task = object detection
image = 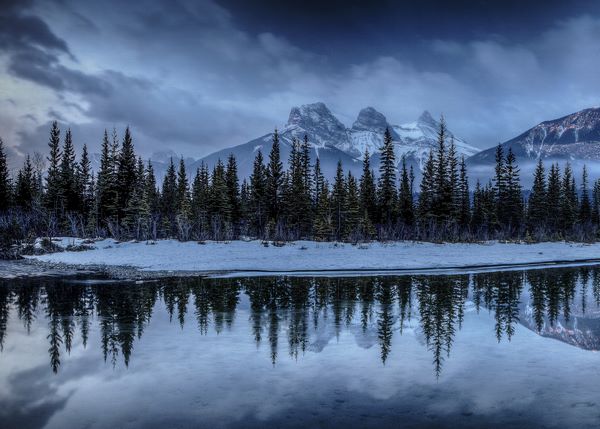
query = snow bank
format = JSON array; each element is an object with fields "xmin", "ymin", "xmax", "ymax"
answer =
[{"xmin": 23, "ymin": 238, "xmax": 600, "ymax": 274}]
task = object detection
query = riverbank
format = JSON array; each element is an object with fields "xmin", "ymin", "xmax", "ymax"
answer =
[{"xmin": 19, "ymin": 237, "xmax": 600, "ymax": 278}]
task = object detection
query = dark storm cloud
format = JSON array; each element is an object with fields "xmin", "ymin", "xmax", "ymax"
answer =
[{"xmin": 3, "ymin": 0, "xmax": 600, "ymax": 165}]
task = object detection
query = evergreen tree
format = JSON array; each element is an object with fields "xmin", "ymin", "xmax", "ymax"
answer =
[
  {"xmin": 447, "ymin": 138, "xmax": 460, "ymax": 223},
  {"xmin": 331, "ymin": 160, "xmax": 347, "ymax": 240},
  {"xmin": 266, "ymin": 129, "xmax": 283, "ymax": 223},
  {"xmin": 493, "ymin": 144, "xmax": 507, "ymax": 226},
  {"xmin": 345, "ymin": 171, "xmax": 360, "ymax": 240},
  {"xmin": 176, "ymin": 158, "xmax": 189, "ymax": 214},
  {"xmin": 191, "ymin": 163, "xmax": 210, "ymax": 237},
  {"xmin": 592, "ymin": 179, "xmax": 600, "ymax": 225},
  {"xmin": 160, "ymin": 159, "xmax": 178, "ymax": 235},
  {"xmin": 359, "ymin": 150, "xmax": 377, "ymax": 223},
  {"xmin": 419, "ymin": 151, "xmax": 436, "ymax": 223},
  {"xmin": 15, "ymin": 156, "xmax": 35, "ymax": 210},
  {"xmin": 0, "ymin": 138, "xmax": 11, "ymax": 212},
  {"xmin": 397, "ymin": 156, "xmax": 414, "ymax": 226},
  {"xmin": 144, "ymin": 161, "xmax": 159, "ymax": 215},
  {"xmin": 209, "ymin": 159, "xmax": 230, "ymax": 223},
  {"xmin": 59, "ymin": 128, "xmax": 78, "ymax": 213},
  {"xmin": 561, "ymin": 163, "xmax": 578, "ymax": 230},
  {"xmin": 580, "ymin": 165, "xmax": 592, "ymax": 224},
  {"xmin": 433, "ymin": 117, "xmax": 451, "ymax": 222},
  {"xmin": 78, "ymin": 144, "xmax": 93, "ymax": 219},
  {"xmin": 225, "ymin": 154, "xmax": 241, "ymax": 225},
  {"xmin": 378, "ymin": 128, "xmax": 397, "ymax": 224},
  {"xmin": 546, "ymin": 163, "xmax": 562, "ymax": 232},
  {"xmin": 116, "ymin": 126, "xmax": 137, "ymax": 220},
  {"xmin": 527, "ymin": 158, "xmax": 547, "ymax": 231},
  {"xmin": 458, "ymin": 156, "xmax": 470, "ymax": 228},
  {"xmin": 44, "ymin": 121, "xmax": 61, "ymax": 211},
  {"xmin": 504, "ymin": 148, "xmax": 523, "ymax": 230},
  {"xmin": 96, "ymin": 129, "xmax": 118, "ymax": 221},
  {"xmin": 249, "ymin": 151, "xmax": 267, "ymax": 236}
]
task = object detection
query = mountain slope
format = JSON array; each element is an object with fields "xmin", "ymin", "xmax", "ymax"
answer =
[{"xmin": 469, "ymin": 107, "xmax": 600, "ymax": 165}]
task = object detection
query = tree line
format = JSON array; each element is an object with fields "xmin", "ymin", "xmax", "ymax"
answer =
[{"xmin": 1, "ymin": 117, "xmax": 600, "ymax": 252}]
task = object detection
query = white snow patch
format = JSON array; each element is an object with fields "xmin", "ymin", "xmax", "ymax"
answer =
[{"xmin": 23, "ymin": 239, "xmax": 600, "ymax": 274}]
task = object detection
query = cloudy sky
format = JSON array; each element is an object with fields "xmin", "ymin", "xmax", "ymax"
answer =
[{"xmin": 2, "ymin": 0, "xmax": 600, "ymax": 166}]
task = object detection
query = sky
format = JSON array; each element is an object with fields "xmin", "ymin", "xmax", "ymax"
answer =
[{"xmin": 2, "ymin": 0, "xmax": 600, "ymax": 166}]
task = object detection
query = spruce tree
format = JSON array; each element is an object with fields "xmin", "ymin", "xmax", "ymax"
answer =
[
  {"xmin": 580, "ymin": 165, "xmax": 592, "ymax": 224},
  {"xmin": 78, "ymin": 144, "xmax": 93, "ymax": 219},
  {"xmin": 561, "ymin": 163, "xmax": 578, "ymax": 230},
  {"xmin": 331, "ymin": 160, "xmax": 347, "ymax": 240},
  {"xmin": 44, "ymin": 121, "xmax": 61, "ymax": 211},
  {"xmin": 176, "ymin": 158, "xmax": 189, "ymax": 214},
  {"xmin": 161, "ymin": 158, "xmax": 178, "ymax": 235},
  {"xmin": 225, "ymin": 154, "xmax": 241, "ymax": 225},
  {"xmin": 378, "ymin": 128, "xmax": 397, "ymax": 225},
  {"xmin": 546, "ymin": 163, "xmax": 562, "ymax": 232},
  {"xmin": 0, "ymin": 138, "xmax": 11, "ymax": 212},
  {"xmin": 15, "ymin": 156, "xmax": 34, "ymax": 210},
  {"xmin": 209, "ymin": 159, "xmax": 230, "ymax": 223},
  {"xmin": 59, "ymin": 128, "xmax": 77, "ymax": 213},
  {"xmin": 266, "ymin": 129, "xmax": 283, "ymax": 223},
  {"xmin": 144, "ymin": 161, "xmax": 159, "ymax": 215},
  {"xmin": 398, "ymin": 156, "xmax": 414, "ymax": 226},
  {"xmin": 191, "ymin": 162, "xmax": 210, "ymax": 237},
  {"xmin": 116, "ymin": 126, "xmax": 137, "ymax": 220},
  {"xmin": 359, "ymin": 150, "xmax": 377, "ymax": 224},
  {"xmin": 458, "ymin": 156, "xmax": 470, "ymax": 229},
  {"xmin": 504, "ymin": 148, "xmax": 523, "ymax": 230},
  {"xmin": 433, "ymin": 117, "xmax": 450, "ymax": 222},
  {"xmin": 527, "ymin": 158, "xmax": 547, "ymax": 231},
  {"xmin": 345, "ymin": 171, "xmax": 360, "ymax": 240},
  {"xmin": 447, "ymin": 138, "xmax": 460, "ymax": 223},
  {"xmin": 250, "ymin": 151, "xmax": 267, "ymax": 236},
  {"xmin": 419, "ymin": 150, "xmax": 436, "ymax": 223},
  {"xmin": 493, "ymin": 144, "xmax": 507, "ymax": 226},
  {"xmin": 592, "ymin": 179, "xmax": 600, "ymax": 225}
]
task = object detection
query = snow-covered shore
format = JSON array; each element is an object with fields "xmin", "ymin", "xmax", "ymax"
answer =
[{"xmin": 22, "ymin": 238, "xmax": 600, "ymax": 276}]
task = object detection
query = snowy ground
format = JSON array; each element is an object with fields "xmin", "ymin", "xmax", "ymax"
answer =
[{"xmin": 21, "ymin": 238, "xmax": 600, "ymax": 275}]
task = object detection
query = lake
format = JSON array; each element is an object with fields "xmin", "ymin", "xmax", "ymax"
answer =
[{"xmin": 2, "ymin": 266, "xmax": 600, "ymax": 428}]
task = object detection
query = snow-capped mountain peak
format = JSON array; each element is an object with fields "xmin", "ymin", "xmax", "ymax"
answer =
[
  {"xmin": 284, "ymin": 102, "xmax": 348, "ymax": 148},
  {"xmin": 417, "ymin": 110, "xmax": 437, "ymax": 127},
  {"xmin": 352, "ymin": 107, "xmax": 389, "ymax": 133}
]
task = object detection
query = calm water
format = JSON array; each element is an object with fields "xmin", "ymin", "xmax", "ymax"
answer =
[{"xmin": 2, "ymin": 267, "xmax": 600, "ymax": 428}]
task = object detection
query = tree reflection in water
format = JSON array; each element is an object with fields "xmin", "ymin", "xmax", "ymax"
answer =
[{"xmin": 1, "ymin": 264, "xmax": 600, "ymax": 376}]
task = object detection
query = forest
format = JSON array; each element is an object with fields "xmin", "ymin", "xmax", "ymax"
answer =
[{"xmin": 1, "ymin": 118, "xmax": 599, "ymax": 257}]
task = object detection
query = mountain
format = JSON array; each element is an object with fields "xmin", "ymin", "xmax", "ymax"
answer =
[
  {"xmin": 199, "ymin": 102, "xmax": 361, "ymax": 179},
  {"xmin": 199, "ymin": 102, "xmax": 475, "ymax": 179},
  {"xmin": 468, "ymin": 107, "xmax": 600, "ymax": 165}
]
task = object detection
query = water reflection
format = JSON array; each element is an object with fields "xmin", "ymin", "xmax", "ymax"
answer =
[{"xmin": 1, "ymin": 266, "xmax": 600, "ymax": 376}]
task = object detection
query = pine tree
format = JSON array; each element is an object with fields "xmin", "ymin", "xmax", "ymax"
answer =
[
  {"xmin": 191, "ymin": 162, "xmax": 210, "ymax": 237},
  {"xmin": 398, "ymin": 156, "xmax": 414, "ymax": 226},
  {"xmin": 447, "ymin": 138, "xmax": 460, "ymax": 223},
  {"xmin": 59, "ymin": 128, "xmax": 77, "ymax": 213},
  {"xmin": 78, "ymin": 144, "xmax": 93, "ymax": 218},
  {"xmin": 359, "ymin": 150, "xmax": 377, "ymax": 224},
  {"xmin": 433, "ymin": 117, "xmax": 451, "ymax": 222},
  {"xmin": 225, "ymin": 154, "xmax": 241, "ymax": 225},
  {"xmin": 493, "ymin": 144, "xmax": 507, "ymax": 227},
  {"xmin": 561, "ymin": 163, "xmax": 578, "ymax": 230},
  {"xmin": 209, "ymin": 159, "xmax": 230, "ymax": 223},
  {"xmin": 144, "ymin": 161, "xmax": 159, "ymax": 215},
  {"xmin": 313, "ymin": 177, "xmax": 331, "ymax": 241},
  {"xmin": 44, "ymin": 121, "xmax": 61, "ymax": 211},
  {"xmin": 378, "ymin": 128, "xmax": 397, "ymax": 224},
  {"xmin": 580, "ymin": 165, "xmax": 592, "ymax": 224},
  {"xmin": 161, "ymin": 159, "xmax": 178, "ymax": 235},
  {"xmin": 250, "ymin": 151, "xmax": 267, "ymax": 236},
  {"xmin": 504, "ymin": 148, "xmax": 523, "ymax": 230},
  {"xmin": 345, "ymin": 171, "xmax": 360, "ymax": 240},
  {"xmin": 15, "ymin": 156, "xmax": 35, "ymax": 210},
  {"xmin": 546, "ymin": 163, "xmax": 562, "ymax": 232},
  {"xmin": 0, "ymin": 138, "xmax": 11, "ymax": 212},
  {"xmin": 458, "ymin": 156, "xmax": 470, "ymax": 228},
  {"xmin": 527, "ymin": 158, "xmax": 547, "ymax": 231},
  {"xmin": 331, "ymin": 160, "xmax": 347, "ymax": 240},
  {"xmin": 116, "ymin": 126, "xmax": 137, "ymax": 220},
  {"xmin": 266, "ymin": 129, "xmax": 283, "ymax": 223},
  {"xmin": 176, "ymin": 158, "xmax": 189, "ymax": 214},
  {"xmin": 419, "ymin": 150, "xmax": 436, "ymax": 223}
]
